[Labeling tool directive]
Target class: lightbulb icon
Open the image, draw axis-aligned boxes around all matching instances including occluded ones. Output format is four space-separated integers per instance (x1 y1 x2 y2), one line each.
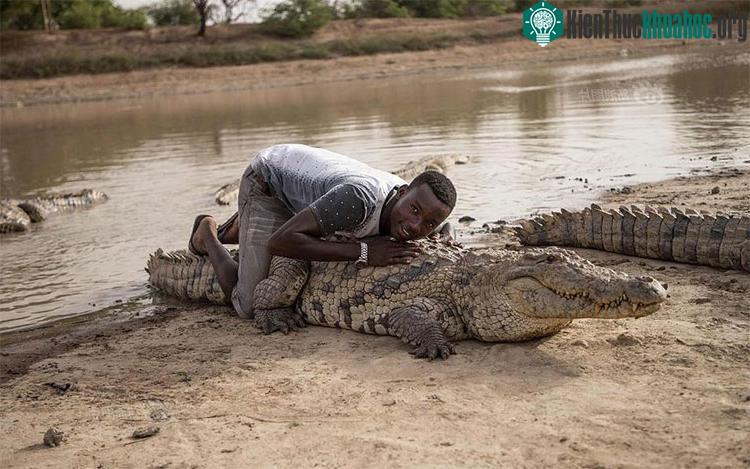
526 2 558 47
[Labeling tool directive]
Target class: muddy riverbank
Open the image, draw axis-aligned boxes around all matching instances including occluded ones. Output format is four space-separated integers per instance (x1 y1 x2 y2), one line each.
1 169 748 468
2 35 744 107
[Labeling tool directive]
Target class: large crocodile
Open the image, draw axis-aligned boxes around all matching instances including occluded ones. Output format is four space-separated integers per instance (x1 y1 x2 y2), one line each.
515 204 750 272
0 189 109 233
147 237 667 359
213 154 470 205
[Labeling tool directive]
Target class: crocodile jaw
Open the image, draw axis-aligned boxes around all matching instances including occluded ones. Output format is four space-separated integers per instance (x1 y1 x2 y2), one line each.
502 249 667 319
505 276 665 319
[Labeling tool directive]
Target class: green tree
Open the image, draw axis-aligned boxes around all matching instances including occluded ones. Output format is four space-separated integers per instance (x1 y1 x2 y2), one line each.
260 0 331 38
0 0 146 30
352 0 410 18
102 6 148 29
342 0 508 19
462 0 509 16
148 0 200 26
57 0 102 29
0 0 44 30
192 0 215 36
398 0 463 18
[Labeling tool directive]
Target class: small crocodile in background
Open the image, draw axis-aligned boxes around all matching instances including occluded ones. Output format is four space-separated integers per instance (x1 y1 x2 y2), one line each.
213 154 470 205
0 189 108 233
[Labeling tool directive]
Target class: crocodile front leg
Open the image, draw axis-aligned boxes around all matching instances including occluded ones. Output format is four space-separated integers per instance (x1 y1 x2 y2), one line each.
253 257 309 334
255 307 306 334
386 298 456 360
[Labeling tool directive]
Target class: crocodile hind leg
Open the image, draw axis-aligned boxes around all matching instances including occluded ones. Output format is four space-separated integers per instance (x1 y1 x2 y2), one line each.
385 299 457 360
253 257 309 334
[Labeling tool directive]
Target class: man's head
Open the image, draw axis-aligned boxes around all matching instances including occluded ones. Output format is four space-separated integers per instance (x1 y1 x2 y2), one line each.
389 171 456 241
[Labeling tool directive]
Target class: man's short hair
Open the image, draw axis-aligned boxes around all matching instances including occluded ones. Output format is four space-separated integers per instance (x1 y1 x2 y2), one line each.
409 170 456 209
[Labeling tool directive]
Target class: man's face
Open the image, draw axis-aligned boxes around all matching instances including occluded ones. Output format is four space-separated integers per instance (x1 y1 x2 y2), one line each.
389 183 451 241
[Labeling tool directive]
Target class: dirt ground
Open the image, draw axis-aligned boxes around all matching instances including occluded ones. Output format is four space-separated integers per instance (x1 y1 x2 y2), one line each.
0 168 748 468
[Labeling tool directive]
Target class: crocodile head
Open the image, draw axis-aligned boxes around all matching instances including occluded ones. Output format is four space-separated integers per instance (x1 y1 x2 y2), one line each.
458 248 667 341
503 248 667 318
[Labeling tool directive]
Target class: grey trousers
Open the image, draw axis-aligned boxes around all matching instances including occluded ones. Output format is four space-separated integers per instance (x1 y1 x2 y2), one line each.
230 161 293 319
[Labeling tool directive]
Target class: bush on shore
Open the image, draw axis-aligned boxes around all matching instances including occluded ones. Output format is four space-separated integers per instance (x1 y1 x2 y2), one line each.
0 0 148 31
147 0 200 27
340 0 511 18
260 0 332 38
0 25 515 79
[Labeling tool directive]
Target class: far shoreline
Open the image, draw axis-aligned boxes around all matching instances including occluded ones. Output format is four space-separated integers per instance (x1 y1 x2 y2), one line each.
1 36 743 108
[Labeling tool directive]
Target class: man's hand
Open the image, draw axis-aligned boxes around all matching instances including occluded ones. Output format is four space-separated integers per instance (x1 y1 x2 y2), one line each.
365 235 422 266
269 210 423 265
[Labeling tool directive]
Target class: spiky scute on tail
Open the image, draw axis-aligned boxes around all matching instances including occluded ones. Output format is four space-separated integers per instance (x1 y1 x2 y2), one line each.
515 204 750 272
146 249 230 304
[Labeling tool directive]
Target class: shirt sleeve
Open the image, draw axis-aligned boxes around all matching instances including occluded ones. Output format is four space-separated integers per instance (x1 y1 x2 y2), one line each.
308 184 373 237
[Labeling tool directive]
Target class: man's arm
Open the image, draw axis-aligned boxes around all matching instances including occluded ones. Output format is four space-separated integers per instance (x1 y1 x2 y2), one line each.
267 208 421 266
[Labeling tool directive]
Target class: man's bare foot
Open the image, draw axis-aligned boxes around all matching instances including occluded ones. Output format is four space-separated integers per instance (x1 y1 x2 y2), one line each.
190 216 218 255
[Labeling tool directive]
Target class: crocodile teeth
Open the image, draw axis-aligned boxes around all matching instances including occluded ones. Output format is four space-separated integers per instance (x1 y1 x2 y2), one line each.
595 304 602 314
632 303 638 313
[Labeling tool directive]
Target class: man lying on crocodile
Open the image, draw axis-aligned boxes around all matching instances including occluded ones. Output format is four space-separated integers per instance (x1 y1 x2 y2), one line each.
188 143 457 331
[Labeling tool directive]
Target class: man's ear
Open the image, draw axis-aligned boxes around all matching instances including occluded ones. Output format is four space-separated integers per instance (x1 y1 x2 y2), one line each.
396 184 409 198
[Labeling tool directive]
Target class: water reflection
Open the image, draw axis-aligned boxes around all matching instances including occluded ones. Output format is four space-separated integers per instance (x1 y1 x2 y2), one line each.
0 47 748 332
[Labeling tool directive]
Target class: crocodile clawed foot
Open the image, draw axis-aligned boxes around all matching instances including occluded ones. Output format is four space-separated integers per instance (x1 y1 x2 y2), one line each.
410 341 455 360
254 308 306 335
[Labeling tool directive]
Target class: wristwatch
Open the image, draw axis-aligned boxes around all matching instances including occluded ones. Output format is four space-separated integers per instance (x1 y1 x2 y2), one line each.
355 241 368 267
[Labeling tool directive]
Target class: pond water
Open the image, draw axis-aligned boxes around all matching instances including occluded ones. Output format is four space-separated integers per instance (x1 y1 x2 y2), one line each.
1 46 748 332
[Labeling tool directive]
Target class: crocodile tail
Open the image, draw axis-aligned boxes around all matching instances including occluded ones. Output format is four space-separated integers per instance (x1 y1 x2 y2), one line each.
34 189 109 211
514 204 750 272
146 249 229 304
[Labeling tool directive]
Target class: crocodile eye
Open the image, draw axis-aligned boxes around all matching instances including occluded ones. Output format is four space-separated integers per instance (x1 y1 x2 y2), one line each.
546 254 558 263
